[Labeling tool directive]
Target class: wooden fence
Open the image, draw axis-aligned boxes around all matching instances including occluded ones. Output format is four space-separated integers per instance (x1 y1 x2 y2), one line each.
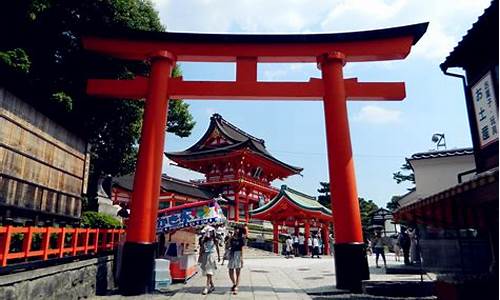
0 226 124 267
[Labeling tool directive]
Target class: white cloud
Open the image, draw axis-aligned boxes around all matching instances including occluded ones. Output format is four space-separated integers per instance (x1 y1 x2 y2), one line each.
353 105 402 124
152 0 491 62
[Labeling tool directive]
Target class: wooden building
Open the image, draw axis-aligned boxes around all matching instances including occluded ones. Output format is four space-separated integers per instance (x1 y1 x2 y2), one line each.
0 87 90 225
396 2 498 299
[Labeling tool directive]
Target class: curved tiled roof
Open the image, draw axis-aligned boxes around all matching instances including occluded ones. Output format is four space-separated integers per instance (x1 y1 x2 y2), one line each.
85 23 428 46
441 0 498 70
409 147 474 161
250 185 332 218
113 173 215 200
166 114 303 174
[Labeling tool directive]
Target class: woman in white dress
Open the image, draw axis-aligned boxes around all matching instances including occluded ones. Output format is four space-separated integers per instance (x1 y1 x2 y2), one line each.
199 226 220 295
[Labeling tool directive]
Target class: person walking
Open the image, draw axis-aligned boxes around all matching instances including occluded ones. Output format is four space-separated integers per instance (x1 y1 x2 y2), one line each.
329 234 335 256
393 236 401 262
293 234 299 256
227 227 245 295
408 227 420 264
372 231 387 268
285 235 294 258
199 226 220 295
298 233 305 256
221 231 232 266
311 234 320 258
307 235 313 256
398 228 411 265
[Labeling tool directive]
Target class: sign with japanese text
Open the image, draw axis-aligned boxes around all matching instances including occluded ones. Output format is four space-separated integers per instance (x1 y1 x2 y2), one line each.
157 201 226 232
471 71 498 148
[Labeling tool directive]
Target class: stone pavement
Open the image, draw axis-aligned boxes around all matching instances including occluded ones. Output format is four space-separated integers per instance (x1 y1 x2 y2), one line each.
91 250 434 299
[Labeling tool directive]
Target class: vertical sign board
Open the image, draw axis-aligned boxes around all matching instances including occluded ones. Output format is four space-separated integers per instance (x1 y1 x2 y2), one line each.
471 71 499 148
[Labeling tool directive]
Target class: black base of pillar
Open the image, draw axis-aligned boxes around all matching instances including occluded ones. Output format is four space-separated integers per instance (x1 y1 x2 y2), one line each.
333 242 370 292
118 242 157 296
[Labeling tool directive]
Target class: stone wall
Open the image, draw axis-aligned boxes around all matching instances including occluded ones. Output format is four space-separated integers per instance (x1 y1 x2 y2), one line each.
0 256 115 299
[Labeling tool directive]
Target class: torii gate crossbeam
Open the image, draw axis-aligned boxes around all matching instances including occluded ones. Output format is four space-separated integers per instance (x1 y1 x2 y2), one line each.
83 22 427 295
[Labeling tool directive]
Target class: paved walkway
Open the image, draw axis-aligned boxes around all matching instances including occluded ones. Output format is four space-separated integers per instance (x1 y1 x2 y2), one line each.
92 250 433 299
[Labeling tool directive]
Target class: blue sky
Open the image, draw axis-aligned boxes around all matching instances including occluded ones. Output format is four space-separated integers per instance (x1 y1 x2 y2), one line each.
153 0 491 208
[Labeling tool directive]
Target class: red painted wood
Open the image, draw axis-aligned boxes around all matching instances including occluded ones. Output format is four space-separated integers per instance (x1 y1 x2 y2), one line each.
319 52 364 244
87 77 405 101
82 36 414 63
126 52 175 244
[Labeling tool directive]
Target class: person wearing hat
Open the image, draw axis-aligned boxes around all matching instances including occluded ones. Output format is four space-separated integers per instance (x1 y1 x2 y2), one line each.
199 225 220 295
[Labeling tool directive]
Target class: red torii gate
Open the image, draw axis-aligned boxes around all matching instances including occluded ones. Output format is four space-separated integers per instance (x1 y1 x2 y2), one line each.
83 22 427 295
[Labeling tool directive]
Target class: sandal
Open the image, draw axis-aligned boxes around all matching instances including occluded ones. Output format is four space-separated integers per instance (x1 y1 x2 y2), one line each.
202 287 208 295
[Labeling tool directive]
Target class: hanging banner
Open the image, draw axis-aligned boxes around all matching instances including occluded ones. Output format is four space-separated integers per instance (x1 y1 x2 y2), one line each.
157 200 226 233
471 71 499 148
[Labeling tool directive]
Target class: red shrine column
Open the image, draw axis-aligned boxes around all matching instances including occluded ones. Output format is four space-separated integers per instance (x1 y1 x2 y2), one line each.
119 51 176 295
322 224 330 255
234 187 240 222
272 222 279 254
304 221 310 255
318 51 369 291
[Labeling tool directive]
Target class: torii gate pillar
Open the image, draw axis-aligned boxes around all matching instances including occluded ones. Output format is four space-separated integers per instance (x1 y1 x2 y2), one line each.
119 51 175 295
318 52 369 291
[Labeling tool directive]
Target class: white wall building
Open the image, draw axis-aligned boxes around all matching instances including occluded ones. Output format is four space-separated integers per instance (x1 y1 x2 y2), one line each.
399 148 476 208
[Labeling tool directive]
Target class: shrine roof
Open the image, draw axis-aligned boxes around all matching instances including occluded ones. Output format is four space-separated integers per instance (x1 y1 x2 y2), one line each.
250 185 332 220
441 0 498 70
113 173 215 200
408 147 474 161
84 23 427 46
166 114 303 174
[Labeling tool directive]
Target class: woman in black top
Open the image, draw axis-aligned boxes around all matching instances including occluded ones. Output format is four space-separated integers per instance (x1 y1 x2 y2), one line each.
227 227 245 294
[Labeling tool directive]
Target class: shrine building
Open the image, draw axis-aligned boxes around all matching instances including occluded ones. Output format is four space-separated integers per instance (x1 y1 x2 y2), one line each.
165 113 303 222
112 113 304 223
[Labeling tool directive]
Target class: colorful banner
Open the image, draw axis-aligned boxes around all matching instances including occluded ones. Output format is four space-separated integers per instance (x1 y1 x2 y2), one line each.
157 201 226 232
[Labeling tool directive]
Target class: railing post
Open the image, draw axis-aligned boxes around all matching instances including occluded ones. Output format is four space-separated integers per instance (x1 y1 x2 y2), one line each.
94 229 99 253
23 226 34 260
101 229 108 251
1 225 13 267
110 228 115 249
42 227 51 260
84 228 90 254
58 227 66 258
72 228 78 256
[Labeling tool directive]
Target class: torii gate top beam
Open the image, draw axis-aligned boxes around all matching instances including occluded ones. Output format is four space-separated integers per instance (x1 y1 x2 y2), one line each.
82 23 427 62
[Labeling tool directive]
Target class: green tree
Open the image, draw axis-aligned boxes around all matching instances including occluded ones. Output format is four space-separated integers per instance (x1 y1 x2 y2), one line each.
393 161 416 191
317 181 331 209
317 182 378 239
386 195 401 211
0 1 195 210
358 197 379 240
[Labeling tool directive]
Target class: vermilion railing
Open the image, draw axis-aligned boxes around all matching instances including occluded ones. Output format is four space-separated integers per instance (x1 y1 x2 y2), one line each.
0 226 125 267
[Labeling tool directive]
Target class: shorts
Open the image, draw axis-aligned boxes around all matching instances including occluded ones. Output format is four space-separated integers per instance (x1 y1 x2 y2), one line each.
374 247 384 255
227 251 243 269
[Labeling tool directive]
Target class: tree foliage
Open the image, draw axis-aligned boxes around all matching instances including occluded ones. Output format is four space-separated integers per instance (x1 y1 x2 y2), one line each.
0 1 195 209
386 195 401 211
81 211 122 228
317 182 378 240
392 161 416 191
317 181 331 209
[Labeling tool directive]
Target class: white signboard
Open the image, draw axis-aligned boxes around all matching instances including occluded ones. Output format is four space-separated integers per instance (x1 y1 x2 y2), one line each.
471 71 498 148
